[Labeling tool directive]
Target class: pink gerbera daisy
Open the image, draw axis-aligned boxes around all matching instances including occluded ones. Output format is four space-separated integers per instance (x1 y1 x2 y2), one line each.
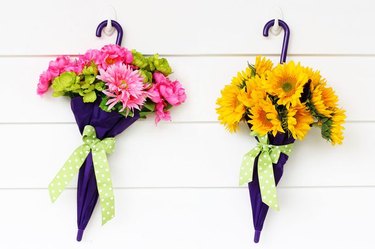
98 63 146 112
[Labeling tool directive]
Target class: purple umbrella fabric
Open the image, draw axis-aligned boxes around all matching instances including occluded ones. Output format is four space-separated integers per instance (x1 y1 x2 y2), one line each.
71 96 139 241
248 132 295 243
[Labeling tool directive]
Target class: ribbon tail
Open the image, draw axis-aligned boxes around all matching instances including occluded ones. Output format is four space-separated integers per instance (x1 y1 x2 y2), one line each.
240 147 261 185
92 150 115 225
257 151 279 211
48 145 90 202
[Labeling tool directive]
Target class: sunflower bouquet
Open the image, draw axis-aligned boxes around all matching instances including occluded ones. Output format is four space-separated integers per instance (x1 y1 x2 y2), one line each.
216 56 345 242
37 44 186 240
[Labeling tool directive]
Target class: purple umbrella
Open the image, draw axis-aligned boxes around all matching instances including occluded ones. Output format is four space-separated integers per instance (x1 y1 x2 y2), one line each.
248 132 294 243
67 20 134 241
246 19 293 243
71 96 139 241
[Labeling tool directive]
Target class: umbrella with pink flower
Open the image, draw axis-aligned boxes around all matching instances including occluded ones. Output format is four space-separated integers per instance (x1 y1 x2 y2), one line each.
37 20 186 241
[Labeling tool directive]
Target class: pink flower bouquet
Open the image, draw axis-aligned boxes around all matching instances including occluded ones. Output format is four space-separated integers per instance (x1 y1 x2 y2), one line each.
37 44 186 240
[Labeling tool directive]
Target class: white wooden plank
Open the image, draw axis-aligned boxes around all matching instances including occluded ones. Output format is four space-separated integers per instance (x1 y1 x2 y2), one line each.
0 56 372 123
1 0 375 55
0 188 374 249
0 122 371 188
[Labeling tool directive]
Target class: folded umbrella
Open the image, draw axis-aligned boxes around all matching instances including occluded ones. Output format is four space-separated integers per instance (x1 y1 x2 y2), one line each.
72 96 139 241
248 132 294 242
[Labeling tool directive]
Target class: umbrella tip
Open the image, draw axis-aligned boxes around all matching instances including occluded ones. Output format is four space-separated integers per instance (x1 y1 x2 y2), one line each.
76 229 85 242
254 230 261 243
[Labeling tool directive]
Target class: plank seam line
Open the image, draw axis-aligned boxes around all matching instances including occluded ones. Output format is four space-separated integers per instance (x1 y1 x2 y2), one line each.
2 53 375 58
0 120 372 125
1 186 375 190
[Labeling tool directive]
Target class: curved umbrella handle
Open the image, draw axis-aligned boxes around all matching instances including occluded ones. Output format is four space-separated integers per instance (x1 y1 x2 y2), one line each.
96 20 124 46
263 19 290 64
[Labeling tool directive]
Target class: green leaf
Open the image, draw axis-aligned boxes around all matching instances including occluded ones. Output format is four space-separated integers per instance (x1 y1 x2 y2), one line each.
165 103 173 110
139 111 151 118
83 91 97 103
143 101 155 111
99 96 111 112
95 81 105 91
118 108 134 117
321 118 333 141
247 62 256 77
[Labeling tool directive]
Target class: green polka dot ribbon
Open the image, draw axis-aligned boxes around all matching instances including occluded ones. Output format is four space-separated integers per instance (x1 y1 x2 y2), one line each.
239 134 293 211
48 125 116 225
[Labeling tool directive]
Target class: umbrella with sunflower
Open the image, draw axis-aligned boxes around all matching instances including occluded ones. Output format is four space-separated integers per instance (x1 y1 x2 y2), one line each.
216 20 345 243
37 20 186 241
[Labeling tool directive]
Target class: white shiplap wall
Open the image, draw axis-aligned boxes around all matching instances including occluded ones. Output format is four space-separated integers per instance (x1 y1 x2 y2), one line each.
0 0 374 248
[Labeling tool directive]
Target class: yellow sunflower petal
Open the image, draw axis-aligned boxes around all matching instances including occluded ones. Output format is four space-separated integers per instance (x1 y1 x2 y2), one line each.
248 97 284 136
216 84 245 132
304 66 326 90
265 61 308 107
287 103 314 140
231 67 253 87
311 84 339 117
330 108 346 145
255 56 274 76
237 76 266 108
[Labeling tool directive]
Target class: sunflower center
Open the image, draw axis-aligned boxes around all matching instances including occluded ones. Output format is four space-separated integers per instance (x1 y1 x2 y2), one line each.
259 110 272 127
281 82 293 92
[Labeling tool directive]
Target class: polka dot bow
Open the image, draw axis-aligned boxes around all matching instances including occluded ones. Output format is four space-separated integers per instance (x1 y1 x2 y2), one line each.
240 134 293 210
48 125 116 224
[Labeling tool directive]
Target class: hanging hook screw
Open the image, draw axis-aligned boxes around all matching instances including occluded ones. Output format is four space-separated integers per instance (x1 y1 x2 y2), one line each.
270 18 282 36
103 19 115 36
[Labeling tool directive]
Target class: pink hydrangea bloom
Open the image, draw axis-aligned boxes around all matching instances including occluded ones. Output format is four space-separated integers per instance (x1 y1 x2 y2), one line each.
37 56 80 95
155 102 171 124
98 63 146 112
99 44 133 70
150 72 186 106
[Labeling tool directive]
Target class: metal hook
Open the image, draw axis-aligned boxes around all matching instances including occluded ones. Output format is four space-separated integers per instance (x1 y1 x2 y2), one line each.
263 19 290 64
96 20 124 46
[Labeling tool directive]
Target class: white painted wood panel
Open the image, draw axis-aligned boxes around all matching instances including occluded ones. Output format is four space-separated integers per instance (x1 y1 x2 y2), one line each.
0 122 371 188
0 56 371 123
1 188 374 249
1 0 375 55
0 0 373 248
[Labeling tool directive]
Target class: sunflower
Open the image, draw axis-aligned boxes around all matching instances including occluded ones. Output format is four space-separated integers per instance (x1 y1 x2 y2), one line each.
311 84 339 117
216 84 245 132
329 108 346 145
304 66 326 90
287 103 314 140
248 97 284 136
265 61 309 107
255 56 273 76
237 75 266 108
231 66 253 87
